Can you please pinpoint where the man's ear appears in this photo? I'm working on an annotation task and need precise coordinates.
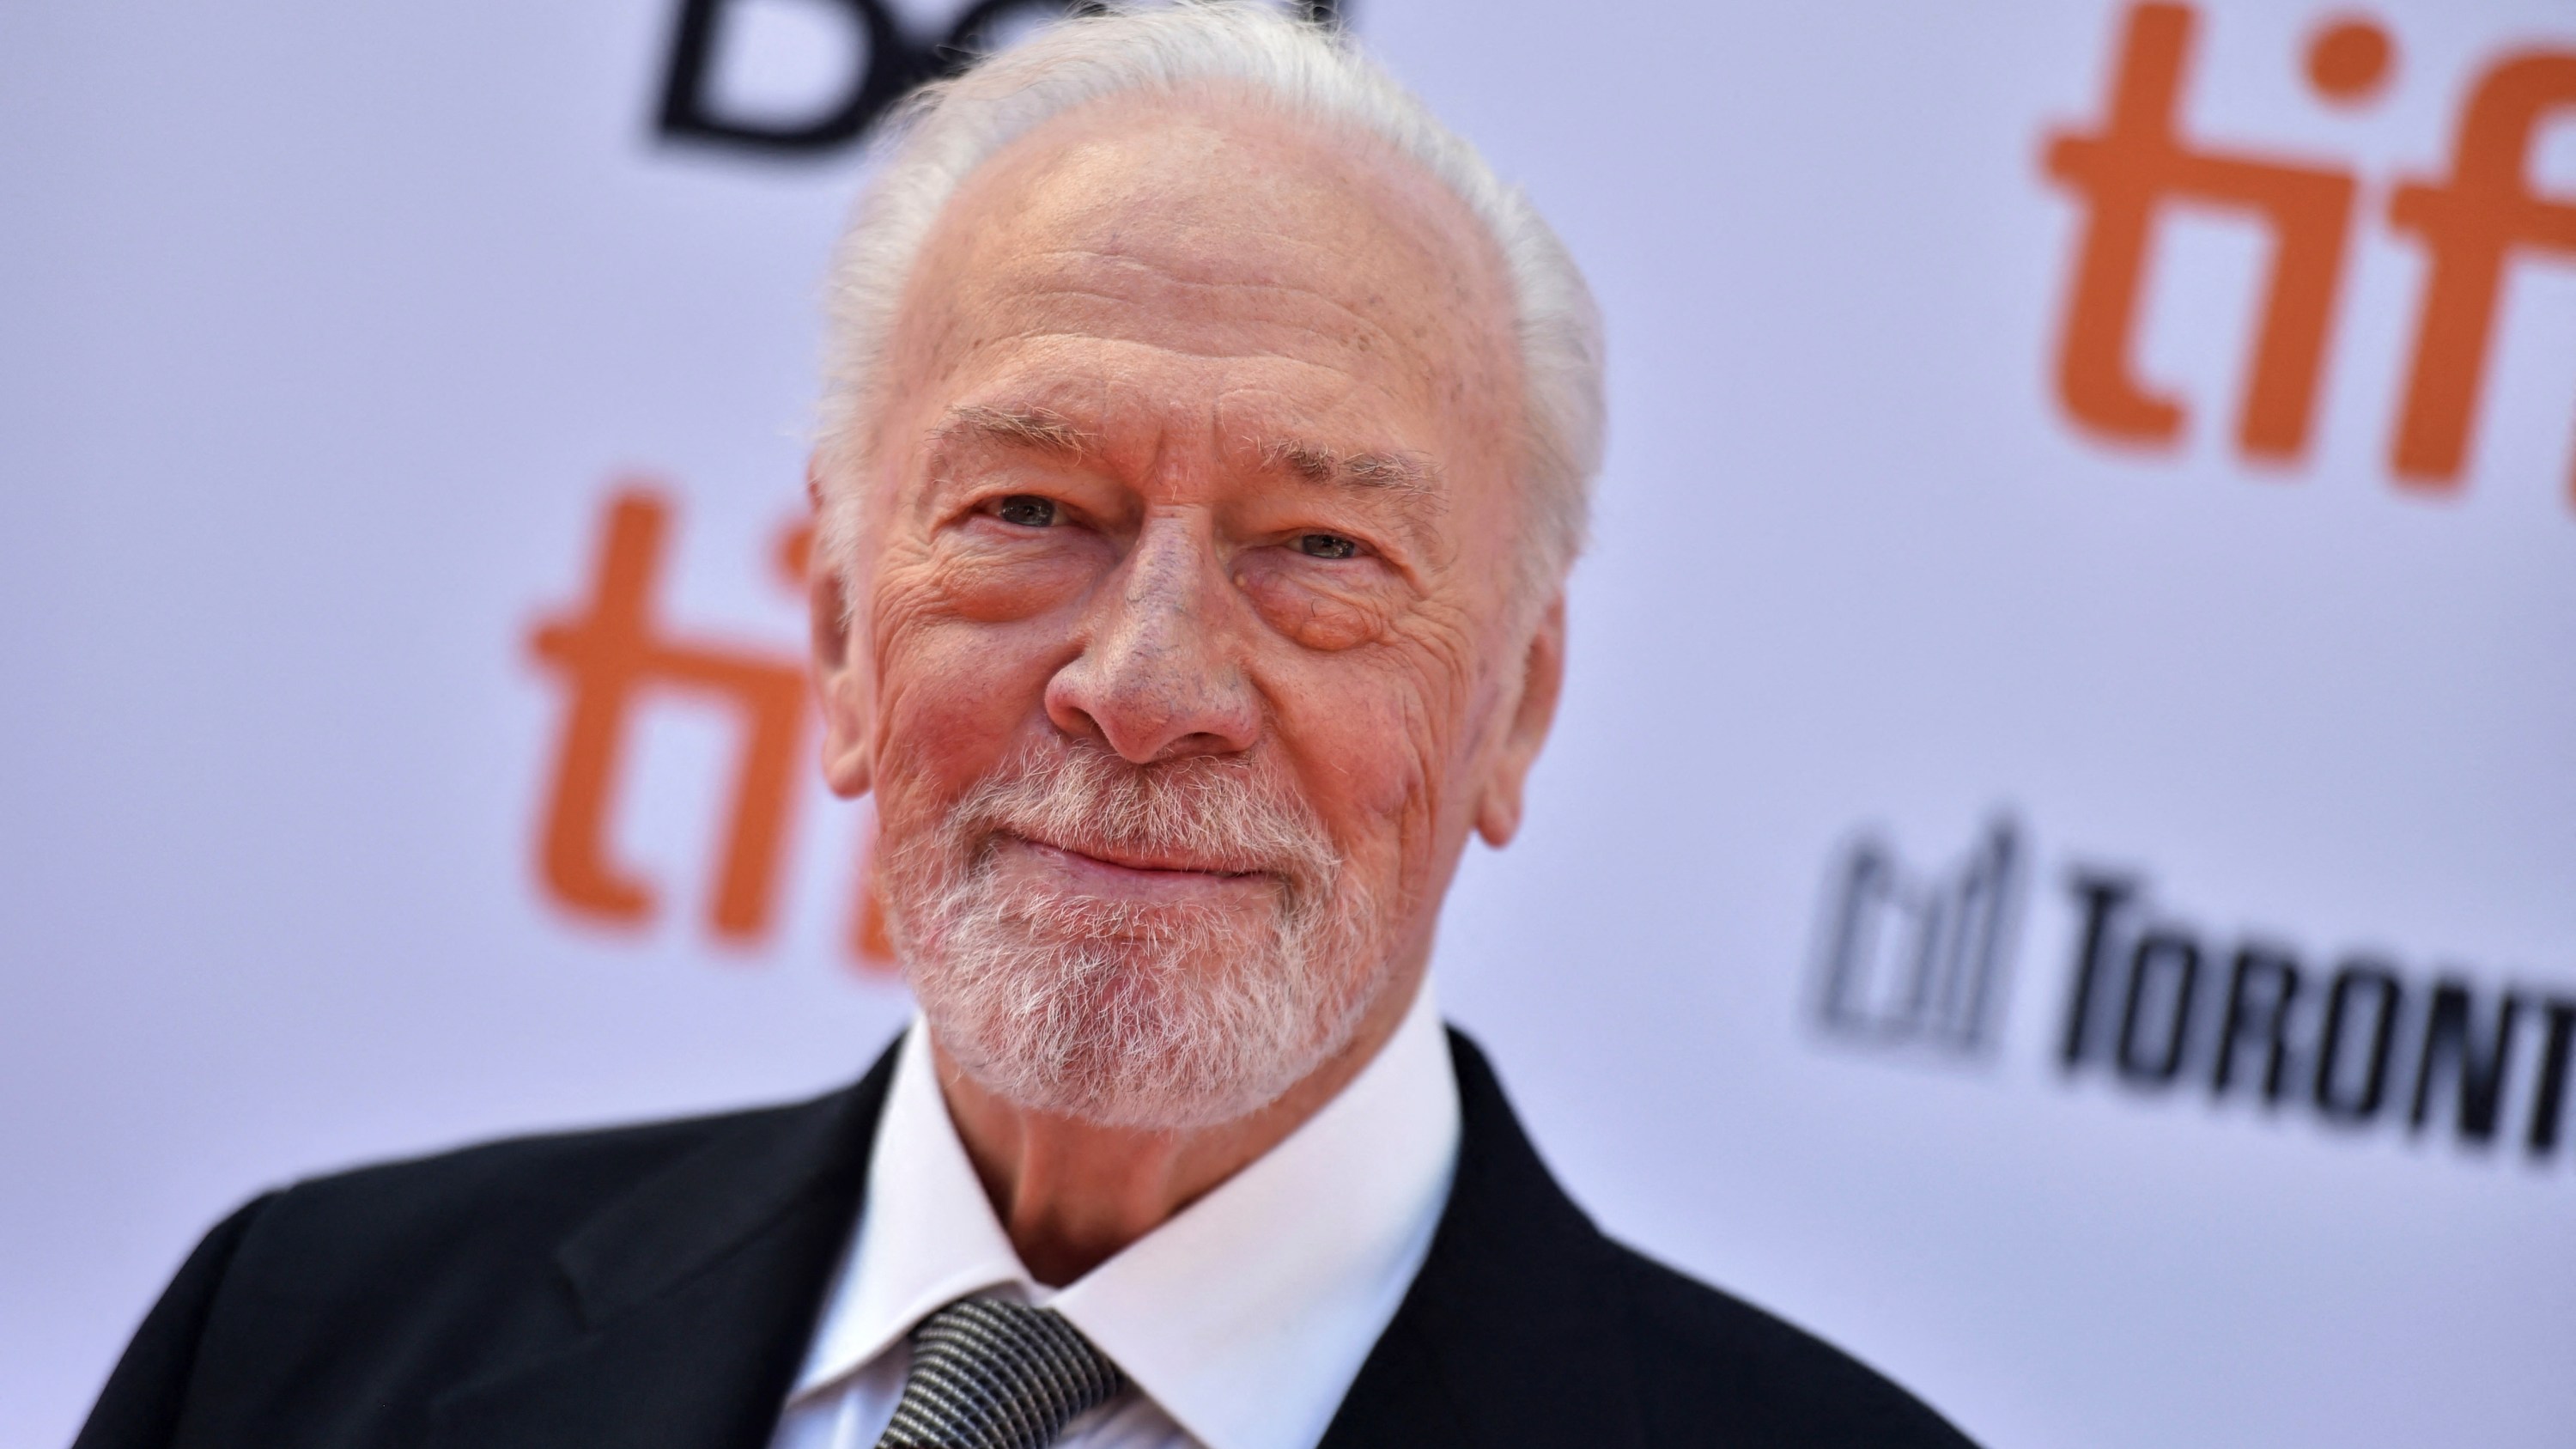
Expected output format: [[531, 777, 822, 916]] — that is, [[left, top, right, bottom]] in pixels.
[[809, 463, 873, 800], [1473, 590, 1567, 848]]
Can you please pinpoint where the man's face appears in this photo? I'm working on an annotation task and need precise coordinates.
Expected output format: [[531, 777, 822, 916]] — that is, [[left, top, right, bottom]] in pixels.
[[814, 93, 1561, 1127]]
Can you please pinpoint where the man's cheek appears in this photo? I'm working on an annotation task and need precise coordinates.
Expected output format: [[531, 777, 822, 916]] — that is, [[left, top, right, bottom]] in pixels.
[[1346, 687, 1461, 893], [875, 630, 1035, 799], [904, 636, 1030, 737], [1294, 687, 1434, 836]]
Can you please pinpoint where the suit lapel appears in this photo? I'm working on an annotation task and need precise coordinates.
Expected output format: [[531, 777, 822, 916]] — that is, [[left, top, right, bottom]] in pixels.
[[413, 1026, 1634, 1449], [1318, 1030, 1644, 1449], [424, 1043, 900, 1449]]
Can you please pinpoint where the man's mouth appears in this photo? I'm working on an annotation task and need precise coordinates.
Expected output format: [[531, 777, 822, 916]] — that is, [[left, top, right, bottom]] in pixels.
[[996, 833, 1268, 888]]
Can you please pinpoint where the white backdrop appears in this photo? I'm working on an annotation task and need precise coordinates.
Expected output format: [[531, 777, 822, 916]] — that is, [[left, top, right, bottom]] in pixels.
[[6, 2, 2574, 1446]]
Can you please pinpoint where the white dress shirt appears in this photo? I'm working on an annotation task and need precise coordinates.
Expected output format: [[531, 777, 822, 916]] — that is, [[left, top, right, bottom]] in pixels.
[[768, 980, 1461, 1449]]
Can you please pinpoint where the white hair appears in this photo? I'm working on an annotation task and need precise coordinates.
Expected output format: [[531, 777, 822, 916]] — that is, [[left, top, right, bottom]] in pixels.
[[811, 0, 1604, 590]]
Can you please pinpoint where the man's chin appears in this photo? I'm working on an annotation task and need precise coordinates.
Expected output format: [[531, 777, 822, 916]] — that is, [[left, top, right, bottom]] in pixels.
[[904, 930, 1350, 1131], [934, 1010, 1318, 1131]]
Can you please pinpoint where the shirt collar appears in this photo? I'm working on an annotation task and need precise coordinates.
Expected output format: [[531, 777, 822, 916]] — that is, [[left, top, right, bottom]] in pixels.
[[786, 979, 1461, 1449]]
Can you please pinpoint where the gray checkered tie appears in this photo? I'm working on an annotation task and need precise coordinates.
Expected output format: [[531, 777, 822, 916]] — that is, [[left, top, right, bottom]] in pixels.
[[873, 1295, 1129, 1449]]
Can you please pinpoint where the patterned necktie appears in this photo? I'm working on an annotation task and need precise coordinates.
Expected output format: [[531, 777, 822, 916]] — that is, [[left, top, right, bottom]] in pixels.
[[874, 1295, 1129, 1449]]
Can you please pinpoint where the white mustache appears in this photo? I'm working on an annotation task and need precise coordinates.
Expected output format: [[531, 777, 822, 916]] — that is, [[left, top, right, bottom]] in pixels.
[[946, 741, 1340, 902]]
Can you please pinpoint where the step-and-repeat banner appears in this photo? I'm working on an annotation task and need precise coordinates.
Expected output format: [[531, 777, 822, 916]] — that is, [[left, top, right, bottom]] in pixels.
[[6, 2, 2573, 1444]]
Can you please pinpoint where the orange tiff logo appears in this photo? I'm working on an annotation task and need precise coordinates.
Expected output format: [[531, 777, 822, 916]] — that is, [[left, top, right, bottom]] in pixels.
[[526, 483, 895, 969], [2044, 3, 2576, 497]]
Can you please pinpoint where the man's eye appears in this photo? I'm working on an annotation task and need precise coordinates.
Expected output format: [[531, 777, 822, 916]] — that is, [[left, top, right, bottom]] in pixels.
[[993, 496, 1058, 527], [1297, 533, 1360, 560]]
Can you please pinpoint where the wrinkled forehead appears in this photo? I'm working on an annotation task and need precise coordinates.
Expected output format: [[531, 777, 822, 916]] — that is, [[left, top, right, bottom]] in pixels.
[[884, 88, 1522, 452]]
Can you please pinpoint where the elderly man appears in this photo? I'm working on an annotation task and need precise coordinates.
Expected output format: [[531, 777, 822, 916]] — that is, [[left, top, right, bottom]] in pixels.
[[77, 6, 1972, 1448]]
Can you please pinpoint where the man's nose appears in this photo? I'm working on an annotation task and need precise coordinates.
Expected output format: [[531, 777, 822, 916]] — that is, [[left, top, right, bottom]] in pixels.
[[1045, 516, 1260, 764]]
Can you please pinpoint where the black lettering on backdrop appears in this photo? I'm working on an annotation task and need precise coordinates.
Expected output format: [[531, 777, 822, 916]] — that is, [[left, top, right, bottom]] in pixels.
[[2312, 961, 2405, 1123], [2117, 929, 2201, 1085], [2527, 999, 2576, 1154], [2050, 871, 2572, 1163], [1810, 817, 2020, 1056], [1829, 831, 2573, 1172], [2409, 979, 2521, 1143], [657, 0, 1346, 156], [2061, 871, 2135, 1068], [2213, 944, 2302, 1101]]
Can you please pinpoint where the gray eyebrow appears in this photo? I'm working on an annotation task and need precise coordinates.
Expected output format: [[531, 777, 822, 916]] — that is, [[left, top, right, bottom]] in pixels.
[[931, 410, 1440, 505], [933, 405, 1093, 456], [1259, 438, 1440, 496]]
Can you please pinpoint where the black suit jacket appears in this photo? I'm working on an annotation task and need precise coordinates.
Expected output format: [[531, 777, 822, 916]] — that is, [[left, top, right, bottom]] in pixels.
[[76, 1030, 1975, 1448]]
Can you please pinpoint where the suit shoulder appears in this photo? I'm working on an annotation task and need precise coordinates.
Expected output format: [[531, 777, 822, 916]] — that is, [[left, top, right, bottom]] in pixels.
[[1606, 1241, 1978, 1448], [234, 1096, 823, 1295]]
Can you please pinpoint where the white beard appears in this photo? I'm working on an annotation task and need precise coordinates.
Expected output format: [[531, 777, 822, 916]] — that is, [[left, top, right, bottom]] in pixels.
[[882, 740, 1388, 1130]]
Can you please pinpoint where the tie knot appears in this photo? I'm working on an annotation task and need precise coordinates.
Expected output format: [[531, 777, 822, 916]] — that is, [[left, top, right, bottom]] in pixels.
[[877, 1296, 1129, 1449]]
